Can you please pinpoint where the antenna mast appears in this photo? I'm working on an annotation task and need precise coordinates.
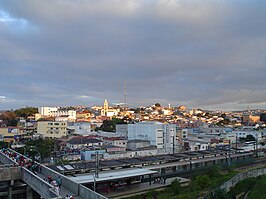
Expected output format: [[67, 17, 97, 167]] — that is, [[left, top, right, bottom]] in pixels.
[[124, 81, 127, 110]]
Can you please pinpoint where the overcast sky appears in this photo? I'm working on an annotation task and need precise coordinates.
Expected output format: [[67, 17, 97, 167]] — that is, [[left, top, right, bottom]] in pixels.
[[0, 0, 266, 111]]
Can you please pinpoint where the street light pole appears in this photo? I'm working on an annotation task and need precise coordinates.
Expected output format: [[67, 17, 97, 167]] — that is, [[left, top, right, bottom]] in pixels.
[[90, 171, 96, 192], [20, 146, 26, 156], [30, 148, 42, 163], [59, 159, 65, 175]]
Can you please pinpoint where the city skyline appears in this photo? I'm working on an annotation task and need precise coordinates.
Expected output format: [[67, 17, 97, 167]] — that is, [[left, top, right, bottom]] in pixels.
[[1, 0, 266, 111]]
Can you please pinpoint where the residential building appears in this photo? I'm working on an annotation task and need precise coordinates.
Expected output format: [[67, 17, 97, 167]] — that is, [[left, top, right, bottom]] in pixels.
[[50, 110, 76, 122], [68, 122, 92, 135], [37, 121, 67, 138], [38, 107, 76, 122], [103, 137, 127, 148], [0, 127, 26, 142], [117, 122, 177, 153], [76, 110, 92, 122], [66, 137, 103, 149], [39, 107, 58, 116], [243, 113, 260, 124]]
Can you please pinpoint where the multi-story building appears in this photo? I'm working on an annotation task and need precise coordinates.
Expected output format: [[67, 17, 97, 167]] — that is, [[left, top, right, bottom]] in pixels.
[[242, 113, 260, 124], [76, 110, 92, 122], [39, 107, 58, 116], [117, 122, 177, 153], [0, 127, 26, 142], [37, 121, 67, 138], [50, 110, 76, 122], [38, 107, 76, 122], [68, 122, 91, 135]]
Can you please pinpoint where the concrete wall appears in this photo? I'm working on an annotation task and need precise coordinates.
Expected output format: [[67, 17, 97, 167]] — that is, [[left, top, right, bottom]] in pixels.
[[41, 164, 108, 199], [79, 185, 108, 199], [0, 166, 21, 181], [40, 164, 79, 195], [0, 151, 18, 165], [21, 168, 60, 199], [1, 149, 107, 199], [0, 151, 61, 199], [219, 168, 266, 192]]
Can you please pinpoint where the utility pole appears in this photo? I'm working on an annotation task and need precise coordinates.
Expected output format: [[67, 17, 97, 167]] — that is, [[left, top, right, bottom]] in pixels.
[[172, 136, 175, 154], [228, 140, 231, 167], [235, 132, 238, 151], [256, 139, 258, 157], [95, 151, 99, 178]]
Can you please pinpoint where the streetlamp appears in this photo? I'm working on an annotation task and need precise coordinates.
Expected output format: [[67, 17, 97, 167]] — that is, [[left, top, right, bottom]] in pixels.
[[90, 171, 96, 192], [59, 158, 65, 175], [30, 147, 41, 163], [21, 146, 26, 156]]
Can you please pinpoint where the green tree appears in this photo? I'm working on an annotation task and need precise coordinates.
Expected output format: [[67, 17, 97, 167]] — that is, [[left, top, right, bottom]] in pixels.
[[167, 179, 181, 195], [209, 188, 230, 199], [112, 117, 126, 124], [194, 175, 211, 190], [240, 134, 256, 142], [24, 138, 55, 158], [0, 111, 18, 126], [260, 113, 266, 122], [14, 107, 38, 118], [101, 120, 116, 132], [155, 103, 161, 107], [0, 141, 8, 149]]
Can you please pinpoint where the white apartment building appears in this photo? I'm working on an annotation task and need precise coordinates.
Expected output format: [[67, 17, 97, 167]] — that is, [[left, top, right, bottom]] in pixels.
[[233, 130, 263, 141], [39, 107, 76, 122], [117, 122, 177, 153], [199, 126, 232, 135], [37, 121, 67, 138], [39, 107, 58, 116], [50, 110, 76, 122], [68, 122, 91, 135]]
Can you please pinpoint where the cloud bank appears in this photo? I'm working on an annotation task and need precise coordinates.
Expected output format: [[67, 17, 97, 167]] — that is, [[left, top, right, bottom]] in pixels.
[[0, 0, 266, 110]]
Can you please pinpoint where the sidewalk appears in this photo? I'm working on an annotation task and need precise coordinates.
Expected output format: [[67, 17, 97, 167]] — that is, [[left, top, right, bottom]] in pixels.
[[102, 176, 190, 199]]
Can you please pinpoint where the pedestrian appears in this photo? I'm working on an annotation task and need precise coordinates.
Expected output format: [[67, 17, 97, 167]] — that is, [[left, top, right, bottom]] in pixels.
[[65, 194, 70, 199], [56, 176, 62, 189], [48, 176, 53, 184], [55, 185, 60, 195]]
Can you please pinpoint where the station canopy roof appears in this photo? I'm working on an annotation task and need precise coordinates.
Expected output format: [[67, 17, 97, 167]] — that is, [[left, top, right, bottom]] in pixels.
[[68, 168, 157, 184]]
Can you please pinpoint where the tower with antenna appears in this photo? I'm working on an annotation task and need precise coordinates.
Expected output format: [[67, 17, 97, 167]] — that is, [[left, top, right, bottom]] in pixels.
[[124, 81, 127, 110]]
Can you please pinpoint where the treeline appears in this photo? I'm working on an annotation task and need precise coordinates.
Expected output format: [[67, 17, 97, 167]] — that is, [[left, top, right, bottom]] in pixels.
[[0, 107, 38, 126]]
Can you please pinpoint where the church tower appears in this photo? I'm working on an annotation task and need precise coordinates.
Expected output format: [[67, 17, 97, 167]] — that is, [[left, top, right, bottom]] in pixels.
[[103, 99, 109, 116]]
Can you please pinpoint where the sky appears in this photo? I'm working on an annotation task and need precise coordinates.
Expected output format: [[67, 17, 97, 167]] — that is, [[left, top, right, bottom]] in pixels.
[[0, 0, 266, 111]]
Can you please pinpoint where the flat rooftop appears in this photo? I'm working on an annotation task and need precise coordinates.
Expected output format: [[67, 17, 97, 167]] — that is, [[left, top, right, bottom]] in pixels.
[[68, 168, 157, 184]]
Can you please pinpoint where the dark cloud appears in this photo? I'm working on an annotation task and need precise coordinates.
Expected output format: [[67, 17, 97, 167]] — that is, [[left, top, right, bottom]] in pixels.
[[0, 0, 266, 110]]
